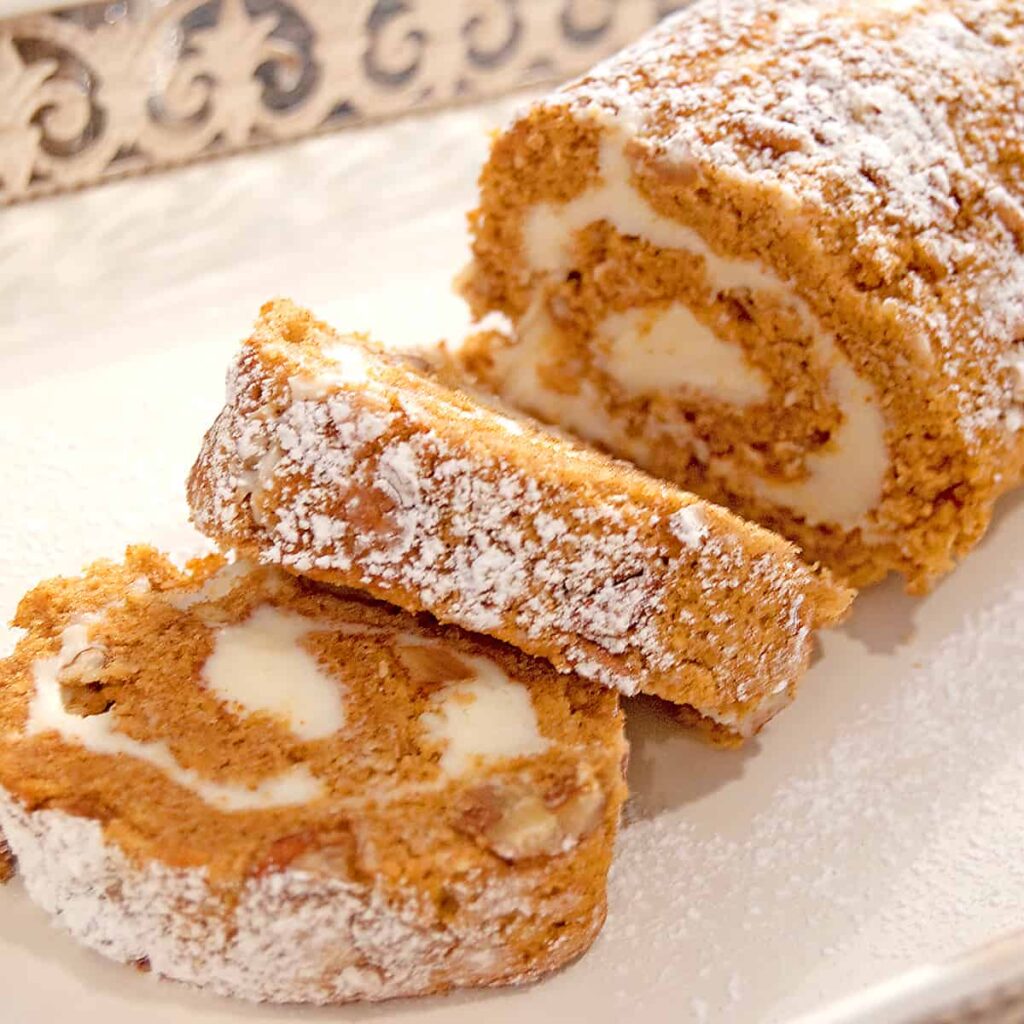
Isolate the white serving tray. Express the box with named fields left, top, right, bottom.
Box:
left=3, top=94, right=1023, bottom=1024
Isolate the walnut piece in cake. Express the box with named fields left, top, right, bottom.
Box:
left=0, top=547, right=626, bottom=1004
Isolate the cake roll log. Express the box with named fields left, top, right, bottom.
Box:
left=458, top=0, right=1024, bottom=591
left=0, top=549, right=626, bottom=1003
left=187, top=300, right=851, bottom=743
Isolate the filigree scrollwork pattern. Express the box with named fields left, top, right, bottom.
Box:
left=0, top=0, right=686, bottom=204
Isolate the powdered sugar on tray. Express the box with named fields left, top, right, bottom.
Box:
left=605, top=538, right=1024, bottom=1020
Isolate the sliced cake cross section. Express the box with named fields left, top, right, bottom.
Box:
left=0, top=548, right=626, bottom=1003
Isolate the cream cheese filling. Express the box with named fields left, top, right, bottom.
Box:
left=418, top=654, right=548, bottom=778
left=25, top=607, right=325, bottom=812
left=514, top=132, right=889, bottom=530
left=203, top=605, right=346, bottom=741
left=598, top=305, right=769, bottom=406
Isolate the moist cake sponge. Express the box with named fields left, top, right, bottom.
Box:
left=0, top=548, right=626, bottom=1004
left=188, top=300, right=851, bottom=742
left=457, top=0, right=1024, bottom=592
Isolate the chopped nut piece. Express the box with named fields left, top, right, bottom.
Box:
left=260, top=828, right=360, bottom=880
left=457, top=772, right=606, bottom=861
left=57, top=646, right=106, bottom=685
left=485, top=791, right=562, bottom=860
left=555, top=784, right=606, bottom=841
left=57, top=646, right=113, bottom=717
left=398, top=644, right=475, bottom=685
left=60, top=685, right=114, bottom=718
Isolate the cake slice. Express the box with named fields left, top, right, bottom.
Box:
left=188, top=300, right=851, bottom=742
left=457, top=0, right=1024, bottom=592
left=0, top=547, right=626, bottom=1004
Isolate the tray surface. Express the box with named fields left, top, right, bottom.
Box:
left=2, top=96, right=1023, bottom=1024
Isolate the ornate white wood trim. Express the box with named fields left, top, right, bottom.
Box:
left=0, top=0, right=682, bottom=204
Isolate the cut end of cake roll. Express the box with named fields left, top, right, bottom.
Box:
left=457, top=0, right=1024, bottom=593
left=188, top=299, right=852, bottom=742
left=0, top=547, right=626, bottom=1004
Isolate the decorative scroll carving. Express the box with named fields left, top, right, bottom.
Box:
left=0, top=0, right=685, bottom=203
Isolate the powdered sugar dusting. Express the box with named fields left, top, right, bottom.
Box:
left=554, top=0, right=1024, bottom=446
left=0, top=789, right=588, bottom=1004
left=287, top=341, right=373, bottom=400
left=189, top=316, right=844, bottom=735
left=669, top=505, right=708, bottom=547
